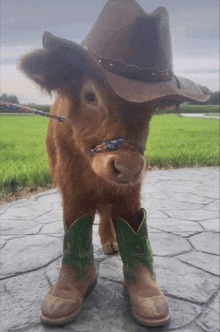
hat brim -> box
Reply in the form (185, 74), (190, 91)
(103, 70), (210, 104)
(42, 31), (209, 105)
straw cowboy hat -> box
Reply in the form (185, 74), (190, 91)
(43, 0), (209, 106)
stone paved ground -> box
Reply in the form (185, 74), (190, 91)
(1, 167), (219, 332)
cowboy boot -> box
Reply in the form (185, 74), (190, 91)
(40, 214), (97, 325)
(115, 209), (170, 327)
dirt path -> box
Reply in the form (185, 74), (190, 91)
(0, 184), (57, 205)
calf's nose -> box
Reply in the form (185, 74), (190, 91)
(113, 159), (143, 183)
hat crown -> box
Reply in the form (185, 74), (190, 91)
(42, 0), (208, 104)
(82, 0), (172, 72)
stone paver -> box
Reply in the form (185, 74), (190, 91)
(0, 167), (219, 332)
(197, 291), (220, 332)
(177, 251), (219, 276)
(189, 232), (219, 255)
(1, 235), (63, 278)
(181, 113), (220, 119)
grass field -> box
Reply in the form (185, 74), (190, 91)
(0, 114), (219, 192)
(0, 116), (52, 192)
(174, 104), (219, 113)
(205, 113), (219, 117)
(146, 115), (219, 168)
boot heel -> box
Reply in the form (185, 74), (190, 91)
(86, 277), (97, 295)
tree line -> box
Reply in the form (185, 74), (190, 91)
(196, 86), (220, 105)
(0, 87), (219, 107)
(0, 93), (19, 104)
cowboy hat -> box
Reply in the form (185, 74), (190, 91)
(43, 0), (209, 105)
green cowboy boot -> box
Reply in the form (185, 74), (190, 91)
(115, 209), (170, 327)
(41, 214), (97, 325)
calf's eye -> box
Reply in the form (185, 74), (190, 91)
(85, 92), (96, 103)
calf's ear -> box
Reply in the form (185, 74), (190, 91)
(19, 45), (93, 93)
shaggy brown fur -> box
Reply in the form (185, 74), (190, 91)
(19, 47), (155, 253)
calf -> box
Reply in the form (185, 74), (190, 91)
(19, 0), (208, 327)
(20, 42), (168, 326)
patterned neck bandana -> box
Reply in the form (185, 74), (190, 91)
(91, 138), (144, 156)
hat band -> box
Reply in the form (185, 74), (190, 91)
(93, 52), (173, 83)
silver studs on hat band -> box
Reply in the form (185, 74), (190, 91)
(94, 51), (173, 82)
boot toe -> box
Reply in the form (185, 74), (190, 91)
(132, 295), (170, 327)
(41, 293), (81, 324)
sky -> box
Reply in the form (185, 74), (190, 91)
(1, 0), (219, 105)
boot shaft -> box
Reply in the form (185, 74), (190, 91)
(63, 214), (94, 280)
(115, 209), (156, 282)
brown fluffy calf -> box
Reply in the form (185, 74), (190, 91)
(20, 47), (155, 254)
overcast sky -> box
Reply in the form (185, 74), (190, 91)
(1, 0), (219, 104)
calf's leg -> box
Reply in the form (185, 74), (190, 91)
(98, 204), (118, 255)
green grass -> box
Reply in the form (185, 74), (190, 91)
(145, 115), (219, 169)
(0, 114), (219, 192)
(25, 104), (50, 112)
(205, 113), (219, 117)
(0, 116), (52, 191)
(180, 104), (219, 113)
(159, 104), (220, 114)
